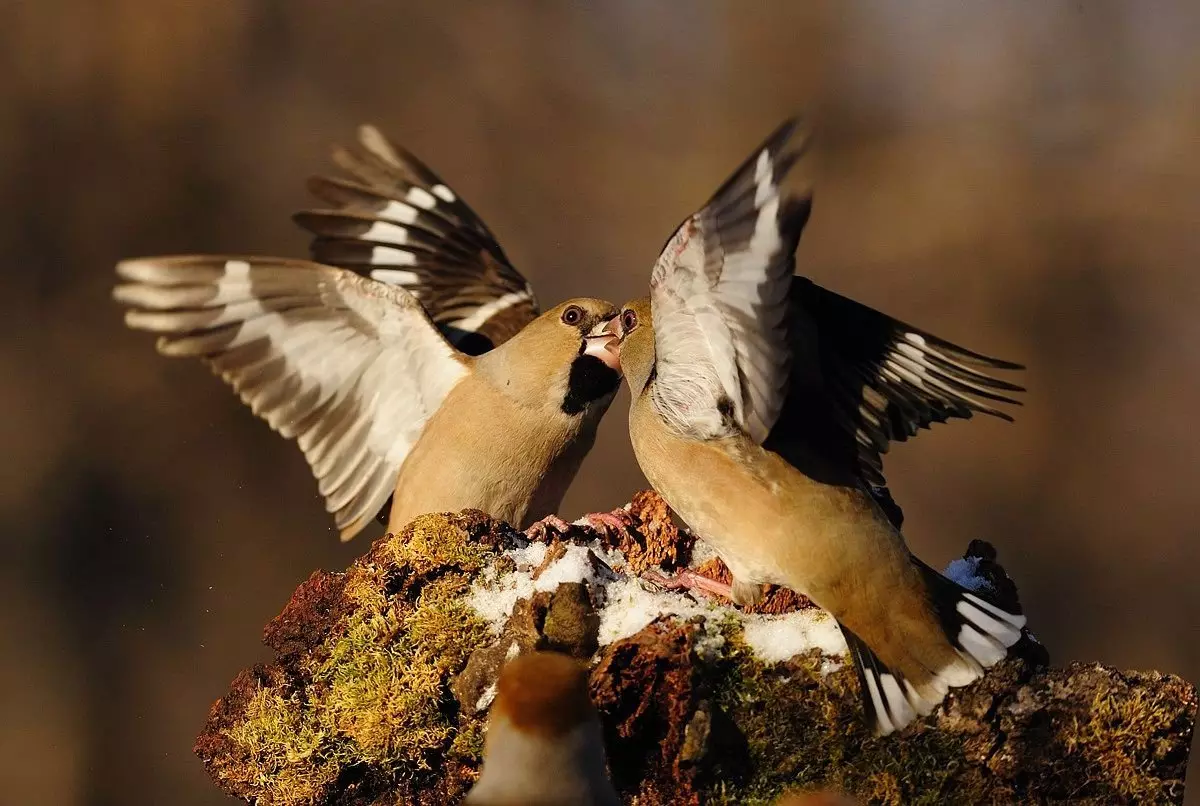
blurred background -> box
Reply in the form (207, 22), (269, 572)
(2, 1), (1198, 803)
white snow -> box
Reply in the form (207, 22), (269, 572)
(468, 535), (851, 670)
(596, 576), (723, 645)
(740, 609), (848, 664)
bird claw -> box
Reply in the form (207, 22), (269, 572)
(524, 514), (575, 541)
(582, 510), (637, 543)
(642, 568), (735, 601)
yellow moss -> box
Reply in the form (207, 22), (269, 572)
(384, 513), (490, 576)
(312, 573), (489, 768)
(1065, 682), (1180, 802)
(217, 513), (501, 799)
(342, 570), (390, 611)
(222, 685), (339, 804)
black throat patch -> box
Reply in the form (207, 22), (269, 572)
(562, 355), (621, 415)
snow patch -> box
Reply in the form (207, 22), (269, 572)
(597, 576), (722, 645)
(468, 536), (849, 668)
(740, 609), (847, 664)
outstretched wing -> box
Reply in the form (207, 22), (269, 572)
(293, 125), (538, 355)
(774, 278), (1025, 488)
(647, 119), (811, 442)
(114, 255), (469, 540)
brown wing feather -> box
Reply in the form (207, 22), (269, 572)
(294, 125), (538, 354)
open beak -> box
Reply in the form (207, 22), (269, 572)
(583, 318), (622, 373)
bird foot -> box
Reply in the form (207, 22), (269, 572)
(581, 509), (637, 543)
(524, 514), (575, 542)
(642, 568), (735, 601)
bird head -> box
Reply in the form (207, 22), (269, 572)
(465, 651), (618, 805)
(480, 298), (623, 418)
(612, 296), (654, 396)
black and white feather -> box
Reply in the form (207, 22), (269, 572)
(113, 255), (469, 541)
(294, 125), (539, 355)
(783, 279), (1025, 487)
(842, 561), (1027, 735)
(648, 118), (812, 442)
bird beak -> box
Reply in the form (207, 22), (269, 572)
(583, 318), (622, 373)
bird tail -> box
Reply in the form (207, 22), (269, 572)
(839, 561), (1027, 736)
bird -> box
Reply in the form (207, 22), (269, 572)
(113, 125), (623, 542)
(613, 118), (1030, 735)
(465, 651), (619, 806)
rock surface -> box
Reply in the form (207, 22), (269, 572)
(195, 497), (1197, 805)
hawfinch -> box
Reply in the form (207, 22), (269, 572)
(114, 126), (622, 541)
(614, 119), (1028, 735)
(465, 651), (619, 806)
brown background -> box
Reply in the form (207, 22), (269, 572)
(3, 2), (1198, 803)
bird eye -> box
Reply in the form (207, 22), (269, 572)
(561, 305), (583, 325)
(621, 309), (638, 332)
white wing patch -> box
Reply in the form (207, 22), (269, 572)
(114, 255), (469, 541)
(647, 120), (806, 442)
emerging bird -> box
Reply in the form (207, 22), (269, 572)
(614, 119), (1029, 735)
(465, 651), (619, 806)
(114, 125), (622, 541)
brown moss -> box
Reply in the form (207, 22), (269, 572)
(694, 557), (815, 614)
(590, 618), (703, 805)
(610, 490), (695, 575)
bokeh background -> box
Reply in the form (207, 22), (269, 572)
(3, 1), (1198, 803)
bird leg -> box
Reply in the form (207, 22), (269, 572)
(524, 514), (575, 541)
(643, 569), (768, 607)
(580, 509), (637, 543)
(642, 568), (735, 600)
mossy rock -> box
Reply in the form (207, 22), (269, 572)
(195, 507), (1197, 805)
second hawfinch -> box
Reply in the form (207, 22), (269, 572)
(114, 126), (622, 541)
(465, 651), (619, 806)
(614, 120), (1029, 735)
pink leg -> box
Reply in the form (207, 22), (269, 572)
(583, 510), (636, 542)
(642, 568), (735, 601)
(524, 514), (575, 541)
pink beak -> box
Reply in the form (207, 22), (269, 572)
(583, 318), (622, 373)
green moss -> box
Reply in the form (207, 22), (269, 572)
(447, 717), (486, 763)
(221, 685), (340, 804)
(382, 513), (491, 577)
(311, 574), (489, 767)
(701, 624), (971, 806)
(1064, 680), (1183, 802)
(219, 514), (494, 799)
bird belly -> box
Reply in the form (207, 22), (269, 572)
(632, 417), (907, 601)
(388, 383), (584, 532)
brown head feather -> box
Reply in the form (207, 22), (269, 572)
(614, 296), (654, 396)
(492, 651), (595, 738)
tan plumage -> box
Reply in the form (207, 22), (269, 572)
(466, 651), (619, 806)
(114, 126), (622, 540)
(617, 119), (1028, 735)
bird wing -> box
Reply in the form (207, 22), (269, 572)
(647, 119), (810, 442)
(293, 125), (538, 355)
(775, 277), (1025, 487)
(114, 255), (470, 540)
